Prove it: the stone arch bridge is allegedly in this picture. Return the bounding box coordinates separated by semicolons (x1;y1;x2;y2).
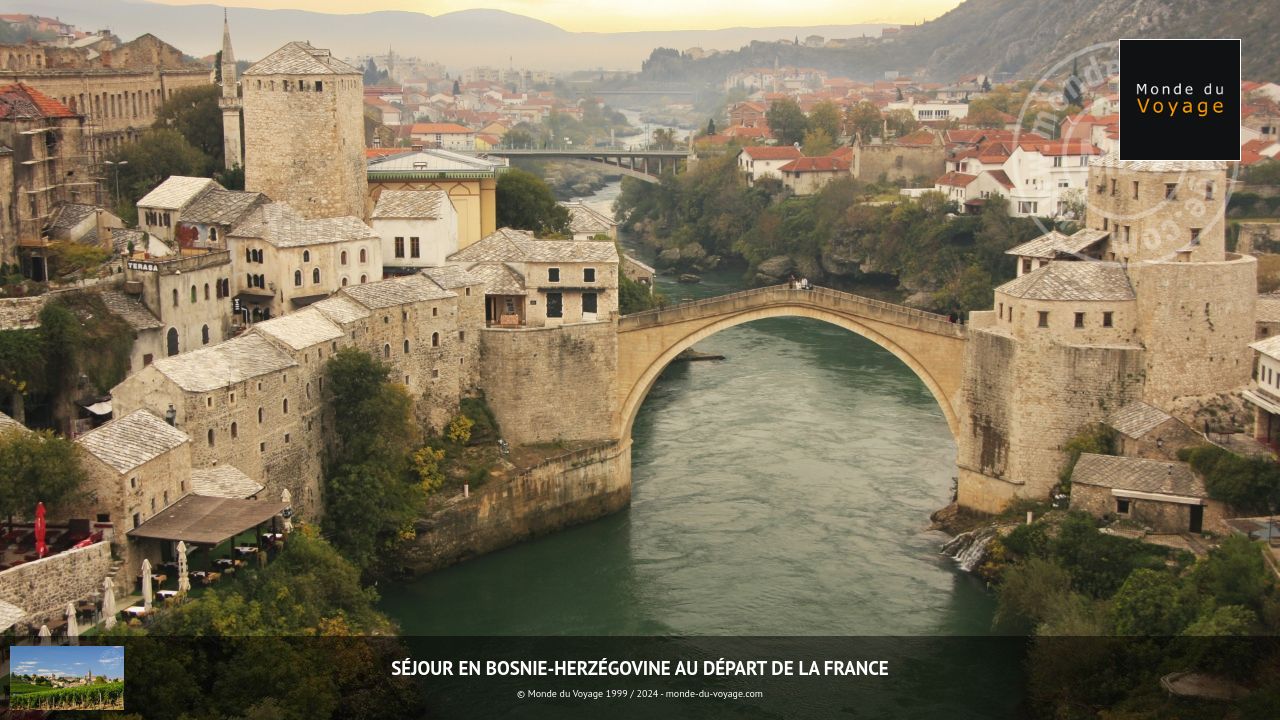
615;285;969;443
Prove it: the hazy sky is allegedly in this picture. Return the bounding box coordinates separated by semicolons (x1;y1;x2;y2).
147;0;964;32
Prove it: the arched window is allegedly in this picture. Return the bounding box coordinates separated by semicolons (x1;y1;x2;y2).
359;248;367;263
246;273;252;287
432;332;440;347
246;248;252;263
312;268;320;284
166;328;179;356
282;398;288;414
207;429;214;446
190;285;197;303
340;251;347;265
303;250;310;262
294;270;302;286
257;407;263;423
172;289;179;307
403;339;410;354
230;422;238;439
204;283;210;300
201;324;210;345
360;274;367;283
383;344;391;358
210;227;218;242
341;277;348;286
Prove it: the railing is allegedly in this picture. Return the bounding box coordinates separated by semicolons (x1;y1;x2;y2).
619;284;965;337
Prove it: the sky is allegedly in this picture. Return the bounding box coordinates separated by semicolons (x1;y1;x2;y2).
145;0;964;32
10;645;125;680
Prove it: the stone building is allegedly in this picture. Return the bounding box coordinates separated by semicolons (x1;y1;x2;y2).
122;250;234;360
242;42;367;220
958;158;1256;511
370;190;458;273
136;176;218;244
560;201;618;241
366;149;507;249
0;83;95;270
1106;400;1201;461
447;228;618;327
853;131;946;182
227;202;382;320
135;175;266;251
779;156;851;196
1244;334;1280;449
1069;453;1225;535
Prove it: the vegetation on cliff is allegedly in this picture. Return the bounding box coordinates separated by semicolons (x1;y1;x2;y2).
495;168;571;236
1180;445;1280;516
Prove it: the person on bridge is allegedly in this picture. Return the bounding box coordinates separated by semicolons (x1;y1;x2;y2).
799;277;811;290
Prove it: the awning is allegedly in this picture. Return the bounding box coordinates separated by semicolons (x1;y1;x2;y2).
290;293;329;309
1243;389;1280;416
126;494;288;546
83;401;112;416
233;291;273;304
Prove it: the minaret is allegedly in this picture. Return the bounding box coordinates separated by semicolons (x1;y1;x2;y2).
219;11;243;170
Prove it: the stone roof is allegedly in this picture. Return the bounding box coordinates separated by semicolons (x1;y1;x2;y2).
421;265;483;289
464;262;526;295
109;228;148;255
97;288;162;331
371;190;447;219
340;273;456;310
1108;401;1175;439
150;334;297;393
1250;333;1280;361
561;202;617;236
137;176;217;210
366;148;507;176
312;295;371;325
1256;295;1280;325
76;410;189;474
0;410;26;434
995;260;1135;302
447;228;618;264
244;41;360;76
46;203;96;231
1072;453;1206;499
738;146;802;161
1007;229;1110;259
623;254;656;274
251;308;343;350
1090;156;1228;172
230;203;379;248
180;188;268;226
191;465;263;499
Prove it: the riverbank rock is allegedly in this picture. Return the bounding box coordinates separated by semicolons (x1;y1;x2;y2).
756;255;794;282
656;247;683;268
680;242;708;265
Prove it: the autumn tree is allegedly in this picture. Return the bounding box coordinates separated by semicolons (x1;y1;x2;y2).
807;101;842;142
766;98;808;146
844;101;881;143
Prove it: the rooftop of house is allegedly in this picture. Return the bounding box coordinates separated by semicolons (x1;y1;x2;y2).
1107;401;1176;440
779;156;850;173
463;262;527;296
448;227;618;264
1006;228;1110;259
46;203;98;232
995;260;1135;302
366;148;507;177
371;190;449;220
936;171;977;187
1072;453;1206;499
0;83;77;120
180;188;268;227
420;264;483;289
738;145;803;161
251;308;344;351
96;288;161;331
1256;295;1280;325
190;465;264;500
339;273;456;310
230;203;379;248
76;410;189;475
0;410;26;434
311;294;372;325
560;202;617;235
150;333;297;393
137;176;218;211
1250;333;1280;361
243;41;360;76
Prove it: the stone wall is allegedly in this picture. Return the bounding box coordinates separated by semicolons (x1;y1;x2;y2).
0;541;111;627
854;143;945;183
401;441;630;574
1071;483;1228;535
478;321;617;446
1236;222;1280;255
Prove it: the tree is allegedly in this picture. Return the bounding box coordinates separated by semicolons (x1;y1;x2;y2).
1063;58;1085;108
994;556;1073;633
801;128;835;156
495;168;570;236
153;85;224;167
766;99;808;146
844;101;881;143
966;98;1009;129
807;101;842;142
705;118;716;136
883;109;919;138
1109;569;1193;635
651;127;677;150
0;428;86;522
106;129;211;223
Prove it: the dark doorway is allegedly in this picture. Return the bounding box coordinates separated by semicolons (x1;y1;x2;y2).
546;292;563;319
1189;505;1204;534
167;327;179;356
582;292;598;314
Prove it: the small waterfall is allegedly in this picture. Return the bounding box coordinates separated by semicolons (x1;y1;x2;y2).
941;527;997;573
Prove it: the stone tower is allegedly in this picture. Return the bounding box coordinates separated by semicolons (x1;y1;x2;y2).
218;12;243;170
241;41;368;220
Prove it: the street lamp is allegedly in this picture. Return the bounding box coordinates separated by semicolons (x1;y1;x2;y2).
103;160;128;211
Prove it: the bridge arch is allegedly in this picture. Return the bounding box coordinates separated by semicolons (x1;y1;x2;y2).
615;287;968;444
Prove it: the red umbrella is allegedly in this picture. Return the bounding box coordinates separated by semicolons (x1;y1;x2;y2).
34;502;47;558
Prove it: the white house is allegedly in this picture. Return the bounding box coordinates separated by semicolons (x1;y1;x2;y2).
736;145;803;185
370;190;459;272
885;100;970;122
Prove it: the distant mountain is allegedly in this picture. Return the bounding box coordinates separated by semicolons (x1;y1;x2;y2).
639;0;1279;83
9;0;891;71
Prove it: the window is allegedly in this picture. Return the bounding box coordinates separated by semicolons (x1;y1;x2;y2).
1021;258;1031;274
394;237;404;258
1052;156;1063;167
1190;228;1201;246
546;292;563;318
432;369;439;379
584;268;596;282
459;330;465;341
410;237;420;258
313;268;321;284
1037;311;1049;327
583;292;598;314
1116;498;1131;514
303;250;310;262
172;289;179;307
202;324;210;345
231;422;238;439
166;328;179;356
133;513;140;529
284;433;290;444
1110;179;1116;196
432;307;438;317
294;270;302;286
1017;201;1037;214
359;248;367;263
1074;312;1084;328
207;429;215;446
204;283;210;300
404;339;410;354
1164;183;1177;199
1102;311;1113;328
340;250;348;265
360;274;368;283
190;285;197;303
1205;182;1214;200
427;332;438;347
383;343;391;358
258;407;263;423
316;81;322;91
548;268;561;283
260;442;266;453
282;398;288;414
998;302;1004;319
342;277;348;286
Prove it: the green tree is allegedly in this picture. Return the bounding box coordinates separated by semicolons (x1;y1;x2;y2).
807;100;842;141
1109;569;1193;635
495;168;571;236
766;99;809;146
994;556;1073;633
705;118;716;136
801;128;835;156
651;127;677;150
1191;534;1273;611
1181;444;1280;515
883;109;919;138
106;129;211;222
844;101;881;142
0;428;86;521
153;84;225;167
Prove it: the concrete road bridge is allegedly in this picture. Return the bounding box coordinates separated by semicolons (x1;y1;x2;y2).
615;285;969;440
476;148;692;182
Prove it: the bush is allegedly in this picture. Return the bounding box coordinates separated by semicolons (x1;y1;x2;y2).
1181;444;1280;515
459;396;499;443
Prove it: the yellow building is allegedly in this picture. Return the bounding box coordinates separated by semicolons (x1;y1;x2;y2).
367;149;507;249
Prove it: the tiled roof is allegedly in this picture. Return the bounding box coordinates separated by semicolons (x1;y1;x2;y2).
1108;401;1175;439
560;202;616;235
191;465;263;499
76;410;189;474
447;228;618;264
1091;156;1228;172
1072;453;1206;499
151;334;297;393
410;122;474;134
623;254;656;274
996;260;1134;301
895;129;938;146
421;265;483;289
47;203;97;231
0;83;77;119
230;203;379;248
464;262;526;295
251;308;343;350
1256;295;1280;325
311;295;371;325
97;289;162;331
739;146;802;161
985;169;1014;189
372;190;447;219
779;156;850;173
936;171;977;187
137;176;217;210
340;273;456;310
244;41;360;76
0;410;26;434
180;188;267;226
1006;228;1109;259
